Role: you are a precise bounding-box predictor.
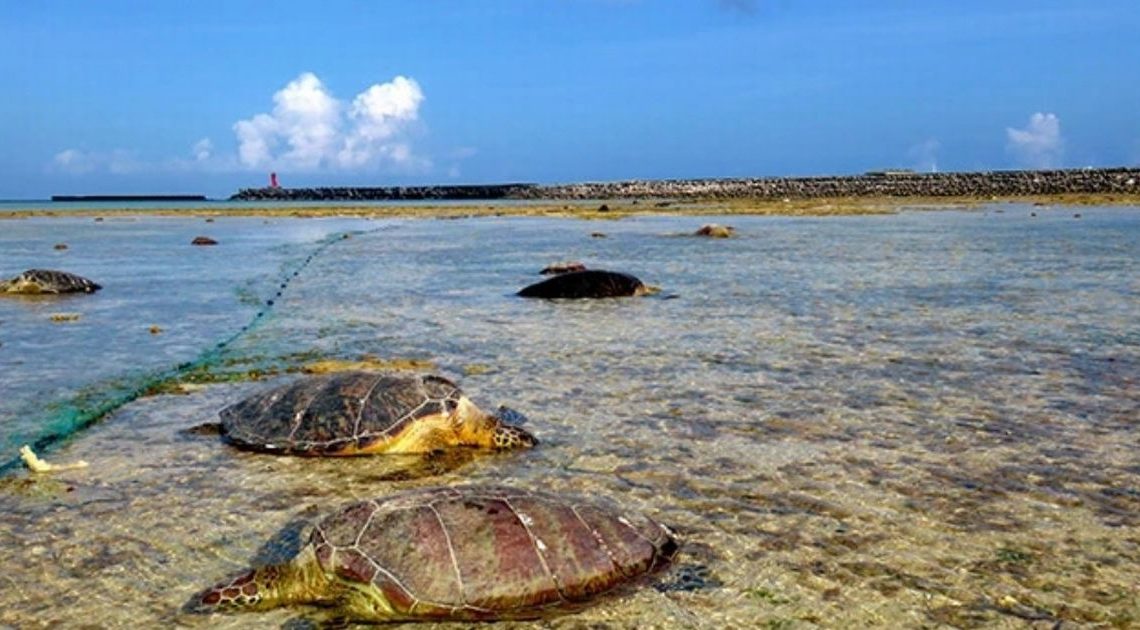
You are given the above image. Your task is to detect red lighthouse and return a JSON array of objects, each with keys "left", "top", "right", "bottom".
[{"left": 269, "top": 172, "right": 280, "bottom": 188}]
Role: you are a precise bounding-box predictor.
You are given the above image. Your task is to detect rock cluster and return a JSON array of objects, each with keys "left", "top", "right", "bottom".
[{"left": 513, "top": 168, "right": 1140, "bottom": 200}]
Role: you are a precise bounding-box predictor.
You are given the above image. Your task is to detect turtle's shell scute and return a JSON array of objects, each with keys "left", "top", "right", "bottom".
[
  {"left": 218, "top": 372, "right": 462, "bottom": 455},
  {"left": 310, "top": 485, "right": 677, "bottom": 620},
  {"left": 1, "top": 269, "right": 102, "bottom": 294}
]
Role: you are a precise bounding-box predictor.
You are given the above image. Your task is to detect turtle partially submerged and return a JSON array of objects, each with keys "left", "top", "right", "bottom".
[
  {"left": 0, "top": 269, "right": 101, "bottom": 294},
  {"left": 192, "top": 484, "right": 678, "bottom": 621},
  {"left": 217, "top": 372, "right": 536, "bottom": 455},
  {"left": 518, "top": 270, "right": 658, "bottom": 299}
]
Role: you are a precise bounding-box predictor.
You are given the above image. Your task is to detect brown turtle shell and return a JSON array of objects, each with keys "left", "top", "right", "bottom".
[
  {"left": 218, "top": 372, "right": 463, "bottom": 455},
  {"left": 311, "top": 484, "right": 677, "bottom": 620},
  {"left": 0, "top": 268, "right": 102, "bottom": 294}
]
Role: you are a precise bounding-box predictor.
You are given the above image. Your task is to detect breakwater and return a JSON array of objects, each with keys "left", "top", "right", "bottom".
[{"left": 230, "top": 167, "right": 1140, "bottom": 201}]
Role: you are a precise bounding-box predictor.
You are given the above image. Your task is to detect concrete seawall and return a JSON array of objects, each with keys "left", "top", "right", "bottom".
[{"left": 231, "top": 167, "right": 1140, "bottom": 201}]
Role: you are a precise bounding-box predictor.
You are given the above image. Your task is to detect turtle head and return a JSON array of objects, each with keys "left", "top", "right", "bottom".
[
  {"left": 635, "top": 283, "right": 661, "bottom": 296},
  {"left": 188, "top": 549, "right": 332, "bottom": 615},
  {"left": 492, "top": 423, "right": 538, "bottom": 450},
  {"left": 189, "top": 567, "right": 277, "bottom": 613},
  {"left": 452, "top": 396, "right": 538, "bottom": 450}
]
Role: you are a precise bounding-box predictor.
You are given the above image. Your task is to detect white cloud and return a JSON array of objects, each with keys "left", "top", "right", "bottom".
[
  {"left": 192, "top": 138, "right": 213, "bottom": 161},
  {"left": 1006, "top": 112, "right": 1063, "bottom": 169},
  {"left": 52, "top": 148, "right": 143, "bottom": 174},
  {"left": 234, "top": 72, "right": 425, "bottom": 172},
  {"left": 53, "top": 149, "right": 95, "bottom": 174}
]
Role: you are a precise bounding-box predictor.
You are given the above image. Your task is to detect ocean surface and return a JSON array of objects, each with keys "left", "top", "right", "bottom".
[{"left": 0, "top": 206, "right": 1137, "bottom": 627}]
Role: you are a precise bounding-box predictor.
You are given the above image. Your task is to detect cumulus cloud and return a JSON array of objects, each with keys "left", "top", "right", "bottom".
[
  {"left": 234, "top": 72, "right": 426, "bottom": 172},
  {"left": 192, "top": 138, "right": 213, "bottom": 162},
  {"left": 1006, "top": 112, "right": 1063, "bottom": 169}
]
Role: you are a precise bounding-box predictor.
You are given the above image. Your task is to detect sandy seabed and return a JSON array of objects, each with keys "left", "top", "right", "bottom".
[{"left": 0, "top": 203, "right": 1138, "bottom": 628}]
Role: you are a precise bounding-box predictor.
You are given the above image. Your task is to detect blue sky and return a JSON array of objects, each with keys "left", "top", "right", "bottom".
[{"left": 2, "top": 1, "right": 1137, "bottom": 198}]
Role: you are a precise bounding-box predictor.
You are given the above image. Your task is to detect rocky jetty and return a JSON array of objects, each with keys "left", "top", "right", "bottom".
[
  {"left": 229, "top": 168, "right": 1139, "bottom": 202},
  {"left": 514, "top": 167, "right": 1140, "bottom": 200}
]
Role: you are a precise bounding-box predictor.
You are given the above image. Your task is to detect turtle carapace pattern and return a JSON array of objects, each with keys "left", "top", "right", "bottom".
[
  {"left": 0, "top": 269, "right": 101, "bottom": 294},
  {"left": 218, "top": 372, "right": 536, "bottom": 456},
  {"left": 193, "top": 484, "right": 678, "bottom": 622}
]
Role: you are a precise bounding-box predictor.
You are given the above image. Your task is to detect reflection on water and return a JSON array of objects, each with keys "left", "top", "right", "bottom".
[{"left": 1, "top": 207, "right": 1138, "bottom": 627}]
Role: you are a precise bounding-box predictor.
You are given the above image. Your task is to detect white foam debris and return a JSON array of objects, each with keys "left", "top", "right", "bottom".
[{"left": 19, "top": 445, "right": 89, "bottom": 473}]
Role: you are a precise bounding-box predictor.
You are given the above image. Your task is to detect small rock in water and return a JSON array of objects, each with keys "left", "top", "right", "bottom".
[
  {"left": 597, "top": 203, "right": 610, "bottom": 212},
  {"left": 49, "top": 313, "right": 81, "bottom": 323},
  {"left": 191, "top": 236, "right": 218, "bottom": 246},
  {"left": 53, "top": 243, "right": 68, "bottom": 250},
  {"left": 149, "top": 325, "right": 163, "bottom": 335},
  {"left": 591, "top": 232, "right": 607, "bottom": 238}
]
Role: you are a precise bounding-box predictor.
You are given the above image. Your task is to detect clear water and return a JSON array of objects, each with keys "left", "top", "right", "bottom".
[{"left": 1, "top": 207, "right": 1138, "bottom": 628}]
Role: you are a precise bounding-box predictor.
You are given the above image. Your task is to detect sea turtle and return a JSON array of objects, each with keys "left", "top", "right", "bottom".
[
  {"left": 517, "top": 270, "right": 658, "bottom": 299},
  {"left": 0, "top": 269, "right": 101, "bottom": 294},
  {"left": 694, "top": 224, "right": 734, "bottom": 238},
  {"left": 192, "top": 484, "right": 678, "bottom": 621},
  {"left": 217, "top": 371, "right": 536, "bottom": 455}
]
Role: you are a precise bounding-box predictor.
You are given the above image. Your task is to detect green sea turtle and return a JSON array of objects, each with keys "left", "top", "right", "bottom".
[
  {"left": 518, "top": 270, "right": 658, "bottom": 299},
  {"left": 694, "top": 224, "right": 735, "bottom": 238},
  {"left": 0, "top": 269, "right": 101, "bottom": 294},
  {"left": 192, "top": 484, "right": 677, "bottom": 621},
  {"left": 217, "top": 371, "right": 536, "bottom": 455}
]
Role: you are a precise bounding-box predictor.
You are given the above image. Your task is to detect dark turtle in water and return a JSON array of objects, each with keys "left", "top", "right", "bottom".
[
  {"left": 694, "top": 224, "right": 735, "bottom": 238},
  {"left": 217, "top": 371, "right": 536, "bottom": 455},
  {"left": 0, "top": 269, "right": 101, "bottom": 294},
  {"left": 518, "top": 270, "right": 658, "bottom": 299},
  {"left": 192, "top": 484, "right": 678, "bottom": 621}
]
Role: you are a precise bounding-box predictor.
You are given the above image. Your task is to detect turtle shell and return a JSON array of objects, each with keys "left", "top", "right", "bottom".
[
  {"left": 310, "top": 484, "right": 677, "bottom": 620},
  {"left": 218, "top": 372, "right": 463, "bottom": 455},
  {"left": 1, "top": 269, "right": 101, "bottom": 294},
  {"left": 517, "top": 270, "right": 646, "bottom": 299}
]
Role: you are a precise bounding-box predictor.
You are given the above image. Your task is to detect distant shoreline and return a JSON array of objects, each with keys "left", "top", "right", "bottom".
[
  {"left": 229, "top": 167, "right": 1140, "bottom": 202},
  {"left": 2, "top": 192, "right": 1137, "bottom": 221}
]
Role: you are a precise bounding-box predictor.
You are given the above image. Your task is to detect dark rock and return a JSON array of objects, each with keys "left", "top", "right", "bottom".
[{"left": 191, "top": 236, "right": 218, "bottom": 246}]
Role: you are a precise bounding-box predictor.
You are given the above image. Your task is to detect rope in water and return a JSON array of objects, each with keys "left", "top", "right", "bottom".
[{"left": 0, "top": 225, "right": 385, "bottom": 474}]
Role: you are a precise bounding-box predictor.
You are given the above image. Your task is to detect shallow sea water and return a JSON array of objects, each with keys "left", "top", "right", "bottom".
[{"left": 1, "top": 207, "right": 1138, "bottom": 628}]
